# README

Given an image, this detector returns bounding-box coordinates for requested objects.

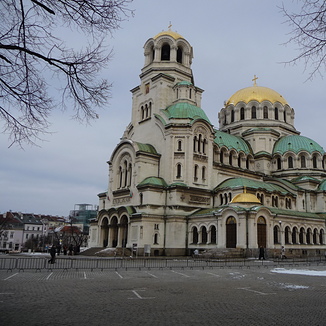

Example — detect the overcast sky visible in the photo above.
[1,0,324,217]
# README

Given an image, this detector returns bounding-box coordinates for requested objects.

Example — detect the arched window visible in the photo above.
[288,156,293,168]
[119,166,123,188]
[313,155,318,168]
[124,160,128,187]
[285,226,290,244]
[176,164,182,178]
[154,233,159,244]
[306,228,311,244]
[320,229,324,245]
[299,227,305,244]
[198,134,202,153]
[220,194,223,205]
[301,155,306,168]
[177,140,182,151]
[263,106,268,119]
[292,227,298,244]
[251,106,256,119]
[284,109,287,122]
[141,105,144,120]
[161,44,170,60]
[238,155,241,168]
[210,225,217,244]
[194,165,198,181]
[240,107,245,120]
[229,153,233,166]
[274,225,280,244]
[277,157,282,170]
[193,136,197,152]
[220,150,224,164]
[313,228,318,244]
[128,163,132,186]
[246,157,250,169]
[231,110,235,122]
[201,226,207,244]
[177,47,183,63]
[202,166,206,180]
[192,227,198,244]
[274,107,279,120]
[202,139,207,155]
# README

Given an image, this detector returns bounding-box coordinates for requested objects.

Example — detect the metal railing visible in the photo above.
[0,256,325,271]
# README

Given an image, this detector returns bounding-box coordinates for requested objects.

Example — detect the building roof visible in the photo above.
[215,177,292,195]
[273,135,325,155]
[138,176,168,188]
[153,30,184,40]
[214,130,252,154]
[162,102,211,123]
[231,192,261,204]
[135,142,158,155]
[226,85,288,106]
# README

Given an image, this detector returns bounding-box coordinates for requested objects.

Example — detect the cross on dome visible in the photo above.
[252,75,258,86]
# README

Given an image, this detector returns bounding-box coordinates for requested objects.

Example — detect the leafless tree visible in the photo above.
[0,0,133,147]
[281,0,326,79]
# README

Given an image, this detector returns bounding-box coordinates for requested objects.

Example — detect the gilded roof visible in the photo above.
[162,102,211,123]
[226,86,288,106]
[214,130,252,154]
[154,30,183,40]
[231,192,261,204]
[273,135,325,155]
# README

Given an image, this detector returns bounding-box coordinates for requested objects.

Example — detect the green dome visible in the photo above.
[163,102,211,123]
[273,135,324,155]
[318,180,326,191]
[214,130,252,154]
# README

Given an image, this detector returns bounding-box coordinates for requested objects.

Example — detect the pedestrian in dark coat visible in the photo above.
[259,246,265,260]
[48,245,56,264]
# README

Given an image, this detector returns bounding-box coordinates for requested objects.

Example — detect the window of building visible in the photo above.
[210,225,217,244]
[154,233,159,244]
[301,155,306,168]
[263,106,268,119]
[177,140,182,151]
[240,107,245,120]
[313,155,318,168]
[176,163,182,178]
[251,106,256,119]
[288,156,293,168]
[277,157,282,170]
[161,44,170,61]
[274,107,279,120]
[201,226,207,244]
[202,166,206,180]
[177,47,183,63]
[194,165,198,181]
[192,227,198,244]
[145,83,150,94]
[231,110,234,122]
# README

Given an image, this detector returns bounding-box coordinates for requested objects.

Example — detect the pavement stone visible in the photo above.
[0,264,326,325]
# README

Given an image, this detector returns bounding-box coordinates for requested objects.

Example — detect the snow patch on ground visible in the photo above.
[271,268,326,277]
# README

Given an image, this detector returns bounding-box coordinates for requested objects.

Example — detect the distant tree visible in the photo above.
[0,0,133,147]
[281,1,326,79]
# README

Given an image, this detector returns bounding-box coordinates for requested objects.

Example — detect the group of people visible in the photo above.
[48,243,76,264]
[258,246,287,260]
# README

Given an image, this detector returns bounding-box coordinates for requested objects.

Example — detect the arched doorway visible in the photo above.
[226,216,237,248]
[120,215,128,248]
[101,217,109,247]
[257,216,266,248]
[110,216,118,247]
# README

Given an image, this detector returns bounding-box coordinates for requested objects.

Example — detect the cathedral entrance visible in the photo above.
[257,216,267,248]
[101,217,109,247]
[226,216,237,248]
[110,216,118,247]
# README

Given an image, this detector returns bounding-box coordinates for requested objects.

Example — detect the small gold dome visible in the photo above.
[230,193,261,204]
[153,30,183,40]
[226,85,288,106]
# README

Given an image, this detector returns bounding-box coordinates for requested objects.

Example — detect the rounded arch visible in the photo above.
[226,216,237,248]
[257,216,267,248]
[192,226,198,244]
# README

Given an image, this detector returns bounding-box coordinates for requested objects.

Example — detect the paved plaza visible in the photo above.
[1,263,326,325]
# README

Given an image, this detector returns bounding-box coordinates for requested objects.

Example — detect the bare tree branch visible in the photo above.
[281,0,326,79]
[0,0,133,147]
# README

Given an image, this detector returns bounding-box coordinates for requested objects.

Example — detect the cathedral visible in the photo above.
[89,29,326,258]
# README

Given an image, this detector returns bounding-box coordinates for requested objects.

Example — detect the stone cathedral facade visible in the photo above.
[89,29,326,258]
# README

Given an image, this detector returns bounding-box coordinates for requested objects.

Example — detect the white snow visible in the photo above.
[271,268,326,277]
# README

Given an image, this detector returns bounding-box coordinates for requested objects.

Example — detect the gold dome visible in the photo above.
[226,85,288,106]
[230,192,261,204]
[154,30,183,40]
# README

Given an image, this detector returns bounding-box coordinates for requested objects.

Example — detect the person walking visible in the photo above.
[48,245,56,264]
